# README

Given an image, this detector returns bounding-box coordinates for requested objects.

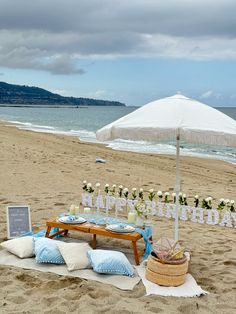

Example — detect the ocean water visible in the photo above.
[0,105,236,164]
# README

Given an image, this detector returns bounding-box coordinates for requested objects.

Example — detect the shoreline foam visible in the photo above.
[2,118,236,165]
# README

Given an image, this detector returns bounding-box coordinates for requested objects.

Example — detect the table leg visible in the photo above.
[45,225,51,238]
[92,234,97,249]
[132,241,140,265]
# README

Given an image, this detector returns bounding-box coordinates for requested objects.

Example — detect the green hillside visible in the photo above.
[0,82,125,107]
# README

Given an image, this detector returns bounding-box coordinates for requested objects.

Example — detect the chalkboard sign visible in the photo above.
[6,206,32,238]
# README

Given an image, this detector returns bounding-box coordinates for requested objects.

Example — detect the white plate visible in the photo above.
[58,216,87,224]
[106,224,135,233]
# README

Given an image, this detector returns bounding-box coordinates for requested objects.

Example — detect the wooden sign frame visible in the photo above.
[6,205,32,238]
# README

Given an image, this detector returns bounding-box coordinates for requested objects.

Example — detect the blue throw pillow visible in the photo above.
[87,250,134,277]
[33,238,65,264]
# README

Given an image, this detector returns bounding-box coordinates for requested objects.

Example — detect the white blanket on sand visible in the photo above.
[136,265,208,297]
[0,245,208,296]
[0,249,140,291]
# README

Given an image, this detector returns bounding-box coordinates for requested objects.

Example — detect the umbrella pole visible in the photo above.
[174,132,180,241]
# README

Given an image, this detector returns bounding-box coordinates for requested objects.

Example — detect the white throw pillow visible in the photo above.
[57,242,92,271]
[0,236,34,258]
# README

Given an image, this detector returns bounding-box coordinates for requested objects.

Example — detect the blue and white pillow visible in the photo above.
[87,249,134,277]
[33,238,65,264]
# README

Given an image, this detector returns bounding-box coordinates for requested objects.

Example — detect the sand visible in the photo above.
[0,122,235,314]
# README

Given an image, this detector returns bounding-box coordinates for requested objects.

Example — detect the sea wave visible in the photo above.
[9,120,97,140]
[107,139,236,164]
[8,120,55,130]
[3,118,236,164]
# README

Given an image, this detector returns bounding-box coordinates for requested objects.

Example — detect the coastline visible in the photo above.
[0,121,236,313]
[2,116,236,165]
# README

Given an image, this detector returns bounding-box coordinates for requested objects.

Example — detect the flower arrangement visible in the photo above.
[82,180,87,191]
[123,188,129,199]
[110,184,116,196]
[138,188,144,201]
[194,195,199,207]
[134,201,150,219]
[148,189,156,201]
[157,191,163,201]
[229,200,235,212]
[223,199,235,212]
[171,192,187,205]
[217,198,225,210]
[87,183,94,194]
[164,192,170,203]
[118,185,123,198]
[131,188,137,200]
[183,194,188,206]
[104,184,109,194]
[81,181,235,212]
[201,197,212,209]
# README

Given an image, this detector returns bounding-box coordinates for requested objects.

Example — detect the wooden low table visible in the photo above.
[45,219,143,265]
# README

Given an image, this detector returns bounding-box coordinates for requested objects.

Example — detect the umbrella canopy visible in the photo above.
[97,94,236,147]
[96,94,236,241]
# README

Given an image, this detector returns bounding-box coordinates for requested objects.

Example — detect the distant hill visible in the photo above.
[0,82,125,107]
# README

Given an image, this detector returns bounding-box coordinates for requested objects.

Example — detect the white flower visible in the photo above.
[183,194,186,198]
[230,200,235,204]
[87,183,92,188]
[225,199,230,204]
[83,180,87,184]
[132,188,137,191]
[172,193,176,197]
[179,192,183,197]
[95,182,100,188]
[205,197,212,202]
[139,188,144,192]
[123,188,129,192]
[164,192,170,196]
[195,195,199,199]
[149,189,154,193]
[112,184,116,188]
[105,183,109,188]
[157,191,162,196]
[219,198,225,203]
[119,185,123,189]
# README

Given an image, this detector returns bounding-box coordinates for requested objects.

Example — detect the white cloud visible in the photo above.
[200,91,213,99]
[0,1,236,74]
[200,90,222,99]
[94,90,109,98]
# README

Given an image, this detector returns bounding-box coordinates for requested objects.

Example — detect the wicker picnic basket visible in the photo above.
[146,254,188,287]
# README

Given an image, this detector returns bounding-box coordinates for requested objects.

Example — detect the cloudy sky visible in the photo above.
[0,0,236,106]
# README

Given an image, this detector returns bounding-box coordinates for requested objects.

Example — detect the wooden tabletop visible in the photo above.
[46,218,142,240]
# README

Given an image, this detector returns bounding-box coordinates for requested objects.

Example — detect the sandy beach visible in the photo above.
[0,122,236,314]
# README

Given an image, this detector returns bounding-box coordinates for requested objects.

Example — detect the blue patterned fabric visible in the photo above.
[33,238,65,264]
[135,226,153,261]
[20,228,60,238]
[87,249,135,277]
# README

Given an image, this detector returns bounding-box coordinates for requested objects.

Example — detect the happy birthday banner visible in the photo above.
[81,193,236,228]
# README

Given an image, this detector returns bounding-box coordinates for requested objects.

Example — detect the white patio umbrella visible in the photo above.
[96,94,236,240]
